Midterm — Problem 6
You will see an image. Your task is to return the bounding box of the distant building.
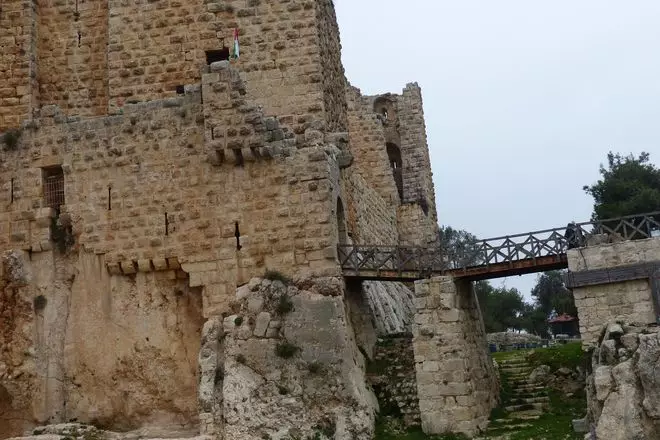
[548,314,580,338]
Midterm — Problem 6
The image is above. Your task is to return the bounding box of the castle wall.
[0,250,203,436]
[399,84,437,223]
[0,0,37,131]
[36,0,109,117]
[316,0,348,132]
[1,76,340,319]
[567,237,660,347]
[413,277,499,437]
[106,0,338,135]
[342,170,398,245]
[346,86,400,207]
[397,203,439,247]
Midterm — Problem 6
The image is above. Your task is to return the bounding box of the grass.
[485,344,587,440]
[485,390,586,440]
[527,342,585,372]
[374,417,468,440]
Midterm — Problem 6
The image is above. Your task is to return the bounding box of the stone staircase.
[483,355,551,437]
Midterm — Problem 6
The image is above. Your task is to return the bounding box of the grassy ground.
[374,418,468,440]
[526,342,585,371]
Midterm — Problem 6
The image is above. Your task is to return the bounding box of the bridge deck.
[340,212,660,282]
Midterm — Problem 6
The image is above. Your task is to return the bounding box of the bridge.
[339,212,660,282]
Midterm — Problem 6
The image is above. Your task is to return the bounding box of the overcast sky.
[334,0,660,300]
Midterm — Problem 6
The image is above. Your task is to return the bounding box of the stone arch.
[386,142,404,200]
[336,198,348,245]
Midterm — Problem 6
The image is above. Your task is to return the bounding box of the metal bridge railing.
[339,211,660,276]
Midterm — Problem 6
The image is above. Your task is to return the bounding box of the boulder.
[637,332,660,419]
[528,365,551,384]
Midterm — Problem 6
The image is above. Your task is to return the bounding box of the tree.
[518,303,551,338]
[475,280,525,333]
[437,226,483,268]
[584,151,660,221]
[531,270,577,317]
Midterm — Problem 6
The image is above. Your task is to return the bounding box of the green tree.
[475,280,525,333]
[518,303,551,338]
[437,226,483,268]
[531,270,577,317]
[584,151,660,221]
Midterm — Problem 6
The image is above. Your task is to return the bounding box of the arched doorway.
[386,143,404,200]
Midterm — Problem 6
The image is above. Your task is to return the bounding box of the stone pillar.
[567,237,660,347]
[412,277,499,437]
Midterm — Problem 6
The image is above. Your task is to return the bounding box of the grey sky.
[334,0,660,300]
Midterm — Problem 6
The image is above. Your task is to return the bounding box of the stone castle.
[0,1,447,438]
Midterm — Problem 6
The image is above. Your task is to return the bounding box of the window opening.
[386,143,403,200]
[235,222,242,250]
[206,49,230,65]
[42,166,65,210]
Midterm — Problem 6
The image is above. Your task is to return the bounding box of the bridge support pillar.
[412,277,499,437]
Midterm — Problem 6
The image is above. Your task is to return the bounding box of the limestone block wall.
[367,336,421,427]
[111,0,340,134]
[0,67,342,317]
[399,83,437,223]
[37,0,109,117]
[342,170,398,245]
[3,0,347,135]
[346,86,400,206]
[0,0,37,131]
[316,0,348,133]
[567,237,660,346]
[0,250,204,438]
[397,203,439,247]
[413,277,499,437]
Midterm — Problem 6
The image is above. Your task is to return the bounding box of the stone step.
[500,365,532,371]
[511,391,548,399]
[497,359,528,365]
[510,387,546,395]
[507,396,550,405]
[505,374,532,381]
[504,402,547,412]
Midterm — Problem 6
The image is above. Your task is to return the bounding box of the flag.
[231,28,240,60]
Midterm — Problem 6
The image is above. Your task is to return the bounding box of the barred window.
[42,166,65,209]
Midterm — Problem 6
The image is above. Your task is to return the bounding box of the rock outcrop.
[585,322,660,439]
[198,276,377,440]
[363,281,415,335]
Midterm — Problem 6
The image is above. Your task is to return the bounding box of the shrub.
[276,293,294,315]
[33,295,47,312]
[2,128,22,151]
[264,269,291,284]
[275,341,299,359]
[307,362,323,374]
[234,316,244,326]
[278,385,289,395]
[236,354,246,364]
[50,216,75,254]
